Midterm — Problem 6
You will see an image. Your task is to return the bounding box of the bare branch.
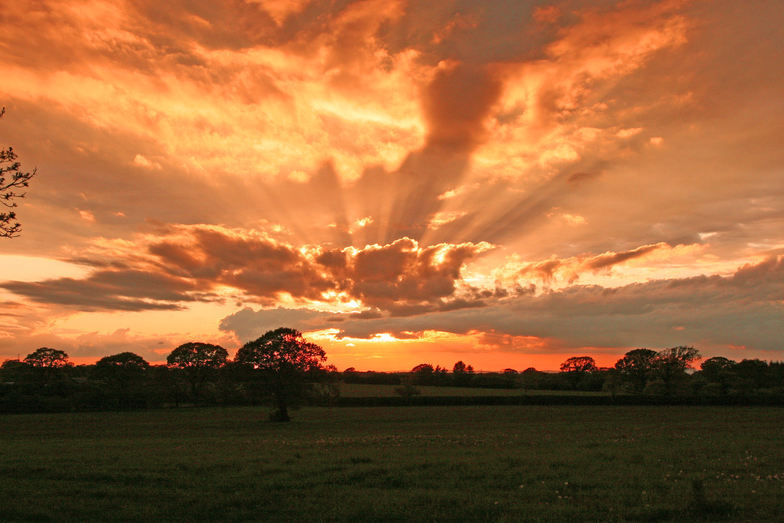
[0,107,37,238]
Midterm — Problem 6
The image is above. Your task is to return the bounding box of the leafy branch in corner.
[1,107,37,238]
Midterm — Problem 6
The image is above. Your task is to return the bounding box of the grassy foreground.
[1,406,782,522]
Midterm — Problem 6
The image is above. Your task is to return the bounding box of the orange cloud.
[324,237,494,314]
[496,242,702,285]
[475,0,691,181]
[0,0,424,183]
[2,224,493,315]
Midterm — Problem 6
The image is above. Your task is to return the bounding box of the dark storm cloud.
[496,256,784,351]
[219,255,784,353]
[218,306,333,341]
[0,270,199,312]
[2,225,491,313]
[149,228,492,308]
[319,237,493,312]
[148,227,336,301]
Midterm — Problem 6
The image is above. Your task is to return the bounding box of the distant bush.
[394,384,421,397]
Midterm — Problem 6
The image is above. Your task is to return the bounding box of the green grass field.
[1,405,782,522]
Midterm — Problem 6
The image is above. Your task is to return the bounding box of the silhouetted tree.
[167,342,228,402]
[341,367,358,383]
[167,342,228,369]
[452,361,472,373]
[698,356,737,395]
[768,361,784,392]
[560,356,597,390]
[234,328,330,421]
[11,348,69,388]
[519,367,541,391]
[0,359,33,383]
[614,349,658,393]
[452,360,474,386]
[560,356,597,373]
[700,356,736,375]
[92,352,150,409]
[1,108,36,238]
[93,352,149,375]
[24,347,69,368]
[648,346,700,395]
[501,368,519,388]
[433,365,449,385]
[411,363,435,385]
[734,358,770,392]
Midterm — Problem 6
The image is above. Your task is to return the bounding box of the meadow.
[1,405,782,522]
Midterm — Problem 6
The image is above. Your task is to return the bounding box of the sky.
[0,0,783,371]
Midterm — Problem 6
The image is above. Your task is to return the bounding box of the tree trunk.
[271,395,290,422]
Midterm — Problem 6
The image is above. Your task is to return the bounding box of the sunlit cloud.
[2,224,493,316]
[493,242,709,287]
[217,255,784,361]
[0,0,425,183]
[0,0,782,368]
[561,213,586,226]
[132,154,162,170]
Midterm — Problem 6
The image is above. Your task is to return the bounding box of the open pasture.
[1,405,782,522]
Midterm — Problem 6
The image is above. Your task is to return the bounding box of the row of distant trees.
[0,328,337,420]
[558,348,782,397]
[347,346,784,398]
[3,341,784,416]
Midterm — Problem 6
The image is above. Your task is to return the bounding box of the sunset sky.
[1,0,782,371]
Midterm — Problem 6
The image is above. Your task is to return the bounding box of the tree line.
[3,339,784,416]
[0,328,337,421]
[346,346,784,398]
